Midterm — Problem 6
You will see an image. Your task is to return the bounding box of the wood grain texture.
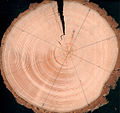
[0,0,120,113]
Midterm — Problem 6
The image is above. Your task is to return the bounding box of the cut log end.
[0,0,120,113]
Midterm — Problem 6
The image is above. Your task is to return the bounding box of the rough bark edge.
[0,0,120,113]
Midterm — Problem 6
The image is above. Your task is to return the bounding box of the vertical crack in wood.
[57,0,65,35]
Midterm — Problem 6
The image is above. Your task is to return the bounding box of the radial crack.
[57,0,65,35]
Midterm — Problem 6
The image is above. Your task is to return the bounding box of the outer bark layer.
[0,0,120,113]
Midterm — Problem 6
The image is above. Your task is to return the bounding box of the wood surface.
[0,0,120,113]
